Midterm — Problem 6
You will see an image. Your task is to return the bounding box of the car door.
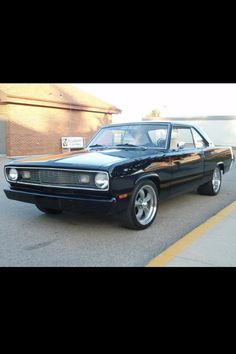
[167,125,204,196]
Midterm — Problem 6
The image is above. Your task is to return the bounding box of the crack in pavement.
[23,239,58,251]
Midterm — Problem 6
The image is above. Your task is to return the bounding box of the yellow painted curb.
[146,201,236,267]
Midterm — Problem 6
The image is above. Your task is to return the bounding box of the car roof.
[90,121,214,147]
[102,121,194,128]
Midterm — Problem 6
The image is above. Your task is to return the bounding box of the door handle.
[173,161,181,165]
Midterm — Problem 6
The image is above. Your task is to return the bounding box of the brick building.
[0,84,121,156]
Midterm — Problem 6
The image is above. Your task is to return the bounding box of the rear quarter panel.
[204,146,232,181]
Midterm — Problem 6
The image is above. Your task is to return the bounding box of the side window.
[191,128,207,148]
[170,127,195,150]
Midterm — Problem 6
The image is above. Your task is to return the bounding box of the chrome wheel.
[134,185,157,225]
[212,167,221,193]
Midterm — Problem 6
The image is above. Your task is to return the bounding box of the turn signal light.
[118,193,129,200]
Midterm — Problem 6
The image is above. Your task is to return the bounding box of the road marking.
[146,201,236,267]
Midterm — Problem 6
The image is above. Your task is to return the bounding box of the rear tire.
[36,204,63,215]
[121,180,159,230]
[197,166,222,196]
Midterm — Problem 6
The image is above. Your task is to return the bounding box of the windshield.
[88,124,169,149]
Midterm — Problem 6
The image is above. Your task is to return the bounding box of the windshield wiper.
[116,144,147,149]
[89,143,147,150]
[116,143,139,147]
[89,144,107,148]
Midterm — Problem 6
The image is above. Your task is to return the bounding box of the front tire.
[36,204,63,215]
[197,166,222,196]
[121,180,159,230]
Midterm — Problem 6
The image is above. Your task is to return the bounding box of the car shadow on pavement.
[35,208,122,229]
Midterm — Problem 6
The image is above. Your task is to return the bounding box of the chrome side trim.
[229,147,235,161]
[135,172,160,185]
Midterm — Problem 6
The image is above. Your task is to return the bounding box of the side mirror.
[178,141,186,149]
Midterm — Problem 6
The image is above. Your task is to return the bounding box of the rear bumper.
[4,188,128,212]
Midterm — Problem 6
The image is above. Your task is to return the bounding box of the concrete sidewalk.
[147,201,236,267]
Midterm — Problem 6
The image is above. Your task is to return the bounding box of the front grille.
[24,170,40,183]
[38,170,80,185]
[20,169,96,188]
[5,167,109,191]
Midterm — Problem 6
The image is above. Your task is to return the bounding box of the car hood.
[8,148,164,172]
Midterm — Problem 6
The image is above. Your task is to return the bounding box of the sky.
[74,84,236,123]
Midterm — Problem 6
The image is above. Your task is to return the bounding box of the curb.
[146,201,236,267]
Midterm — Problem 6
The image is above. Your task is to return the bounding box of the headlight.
[95,172,109,189]
[8,168,18,181]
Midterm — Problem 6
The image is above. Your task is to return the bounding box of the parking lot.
[0,157,236,267]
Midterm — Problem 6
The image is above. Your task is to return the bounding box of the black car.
[4,122,234,230]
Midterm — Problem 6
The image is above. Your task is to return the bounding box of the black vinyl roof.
[103,121,193,128]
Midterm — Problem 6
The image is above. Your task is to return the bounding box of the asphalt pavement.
[0,157,236,267]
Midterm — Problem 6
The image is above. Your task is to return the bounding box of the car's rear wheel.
[197,166,222,196]
[121,180,159,230]
[36,204,63,215]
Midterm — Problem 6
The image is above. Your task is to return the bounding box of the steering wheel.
[156,138,166,148]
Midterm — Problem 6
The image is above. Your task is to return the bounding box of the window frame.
[191,127,209,149]
[87,123,171,150]
[170,125,195,150]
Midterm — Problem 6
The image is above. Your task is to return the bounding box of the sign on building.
[61,137,84,149]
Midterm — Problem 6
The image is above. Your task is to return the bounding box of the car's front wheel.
[121,180,159,230]
[36,204,63,215]
[197,166,222,196]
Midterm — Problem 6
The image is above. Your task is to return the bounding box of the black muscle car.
[4,122,234,230]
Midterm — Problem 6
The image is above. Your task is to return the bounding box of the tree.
[145,108,161,118]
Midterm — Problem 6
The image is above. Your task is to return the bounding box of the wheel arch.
[135,173,160,193]
[217,161,224,174]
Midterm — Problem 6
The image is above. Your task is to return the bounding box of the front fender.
[135,173,160,187]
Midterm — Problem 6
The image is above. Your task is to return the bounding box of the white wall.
[163,118,236,147]
[192,120,236,146]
